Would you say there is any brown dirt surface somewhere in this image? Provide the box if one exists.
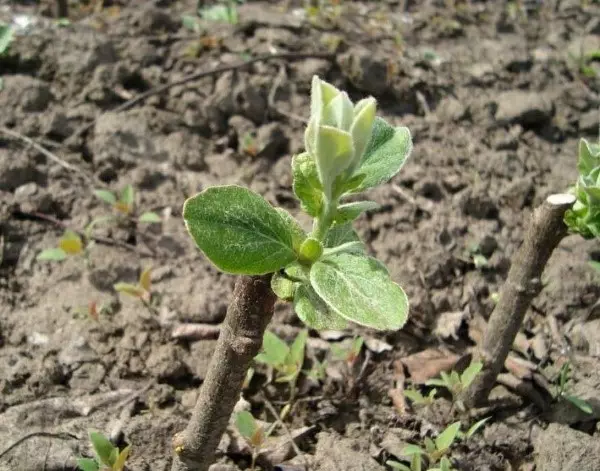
[1,1,599,470]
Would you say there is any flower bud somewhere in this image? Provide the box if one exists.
[298,237,323,264]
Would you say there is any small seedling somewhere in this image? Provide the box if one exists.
[404,387,437,407]
[114,266,157,312]
[199,0,241,24]
[234,410,278,471]
[37,230,91,264]
[254,329,308,400]
[426,360,482,408]
[77,430,131,471]
[241,132,259,157]
[386,419,487,471]
[330,335,364,367]
[552,361,592,414]
[93,184,161,225]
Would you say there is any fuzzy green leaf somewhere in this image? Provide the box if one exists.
[89,431,115,466]
[578,138,600,176]
[460,361,483,388]
[271,272,297,301]
[294,283,348,330]
[352,118,412,192]
[94,189,117,205]
[310,252,409,331]
[386,461,411,471]
[334,201,380,224]
[138,212,162,223]
[324,222,361,248]
[292,152,323,217]
[435,422,461,452]
[276,208,307,252]
[37,247,67,262]
[257,331,289,367]
[402,444,425,456]
[76,458,99,471]
[183,185,298,275]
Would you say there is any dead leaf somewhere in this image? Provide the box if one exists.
[388,388,407,416]
[400,348,460,384]
[433,310,465,339]
[505,354,536,379]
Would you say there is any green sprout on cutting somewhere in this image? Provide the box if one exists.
[183,75,412,332]
[77,430,131,471]
[564,138,600,238]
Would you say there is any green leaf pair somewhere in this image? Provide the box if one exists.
[183,75,413,332]
[564,138,600,239]
[255,330,307,384]
[77,430,130,471]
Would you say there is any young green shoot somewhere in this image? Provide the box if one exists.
[254,329,308,400]
[404,387,438,407]
[93,184,161,227]
[426,360,482,409]
[77,430,131,471]
[386,419,488,471]
[234,411,272,471]
[114,266,158,314]
[37,229,91,264]
[552,361,592,414]
[174,75,413,471]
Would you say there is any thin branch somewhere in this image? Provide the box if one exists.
[171,275,276,471]
[0,432,79,461]
[0,126,101,186]
[462,193,576,407]
[262,396,309,470]
[70,52,334,142]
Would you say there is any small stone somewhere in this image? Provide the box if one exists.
[145,344,190,382]
[436,96,467,122]
[256,122,289,160]
[468,63,495,85]
[69,363,106,391]
[0,75,54,112]
[13,182,54,213]
[292,58,331,83]
[58,338,99,368]
[579,109,599,134]
[0,149,43,192]
[534,423,600,471]
[494,90,553,127]
[338,47,391,95]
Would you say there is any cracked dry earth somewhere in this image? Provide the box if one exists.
[1,1,600,470]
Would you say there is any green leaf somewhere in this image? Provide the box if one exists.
[565,394,593,414]
[276,208,307,252]
[271,272,297,301]
[324,222,361,248]
[310,252,409,331]
[578,138,600,176]
[114,283,145,298]
[425,378,448,388]
[200,4,238,24]
[424,437,436,454]
[120,185,135,207]
[181,14,202,33]
[439,456,452,471]
[113,445,131,471]
[352,118,412,192]
[257,331,289,367]
[235,411,257,440]
[37,247,67,261]
[435,422,461,452]
[314,125,355,196]
[138,212,162,223]
[89,431,115,466]
[183,185,298,275]
[404,389,425,403]
[460,361,483,388]
[465,417,489,439]
[76,458,99,471]
[292,152,323,217]
[294,283,349,330]
[402,444,425,455]
[386,461,411,471]
[289,329,308,369]
[0,23,14,55]
[93,189,117,205]
[334,201,380,224]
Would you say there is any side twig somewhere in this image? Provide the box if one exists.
[171,275,276,471]
[462,194,576,407]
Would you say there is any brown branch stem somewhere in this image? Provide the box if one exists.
[462,194,576,407]
[171,275,276,471]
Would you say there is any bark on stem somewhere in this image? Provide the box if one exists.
[462,194,576,408]
[171,275,276,471]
